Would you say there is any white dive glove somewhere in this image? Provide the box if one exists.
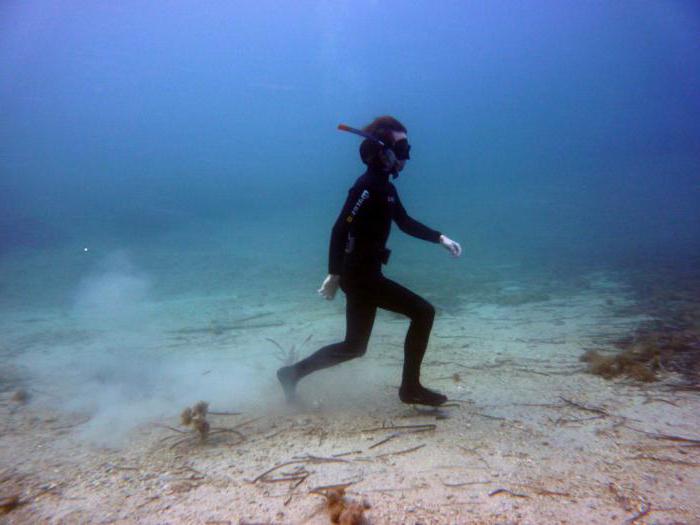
[439,234,462,257]
[317,274,341,300]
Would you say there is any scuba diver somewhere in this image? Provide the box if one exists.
[277,116,462,406]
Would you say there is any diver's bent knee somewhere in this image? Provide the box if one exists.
[344,341,369,359]
[414,302,435,322]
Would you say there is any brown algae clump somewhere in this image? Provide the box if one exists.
[180,401,210,442]
[313,486,369,525]
[580,349,656,382]
[164,401,245,450]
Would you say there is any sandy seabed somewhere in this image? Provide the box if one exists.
[1,271,699,525]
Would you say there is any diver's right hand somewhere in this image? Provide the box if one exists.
[317,274,341,300]
[439,234,462,257]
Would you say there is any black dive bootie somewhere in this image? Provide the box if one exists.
[399,384,448,406]
[276,366,298,404]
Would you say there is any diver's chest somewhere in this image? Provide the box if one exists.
[368,191,395,217]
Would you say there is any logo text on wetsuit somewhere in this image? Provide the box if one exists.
[347,190,369,223]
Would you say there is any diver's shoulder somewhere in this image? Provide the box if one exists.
[351,173,371,191]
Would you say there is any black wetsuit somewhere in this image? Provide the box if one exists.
[291,166,443,396]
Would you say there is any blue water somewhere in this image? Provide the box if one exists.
[2,2,699,298]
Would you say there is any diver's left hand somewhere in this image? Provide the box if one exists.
[317,274,341,300]
[439,234,462,257]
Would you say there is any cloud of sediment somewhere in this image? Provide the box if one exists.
[17,251,264,447]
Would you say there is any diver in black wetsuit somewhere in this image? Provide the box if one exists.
[277,116,462,406]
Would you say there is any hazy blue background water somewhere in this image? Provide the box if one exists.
[2,1,699,308]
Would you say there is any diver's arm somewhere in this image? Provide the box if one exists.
[392,190,442,243]
[321,187,359,300]
[328,188,357,275]
[393,189,462,256]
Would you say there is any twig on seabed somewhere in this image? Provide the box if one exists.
[488,488,529,498]
[308,481,359,496]
[209,428,246,439]
[626,454,700,467]
[482,402,559,409]
[640,392,679,407]
[559,397,611,417]
[360,424,436,433]
[297,454,351,463]
[251,455,349,483]
[368,433,399,449]
[440,479,491,487]
[513,368,551,376]
[471,412,507,421]
[159,425,246,451]
[636,442,700,450]
[531,487,571,497]
[372,444,425,458]
[250,461,301,483]
[553,415,606,425]
[332,450,363,458]
[624,427,700,444]
[273,468,313,505]
[260,472,309,484]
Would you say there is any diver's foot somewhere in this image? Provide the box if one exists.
[277,366,298,404]
[399,384,448,406]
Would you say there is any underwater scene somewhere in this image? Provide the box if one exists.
[1,2,699,524]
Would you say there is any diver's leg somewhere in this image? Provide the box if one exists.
[277,290,376,402]
[295,290,377,377]
[374,278,447,406]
